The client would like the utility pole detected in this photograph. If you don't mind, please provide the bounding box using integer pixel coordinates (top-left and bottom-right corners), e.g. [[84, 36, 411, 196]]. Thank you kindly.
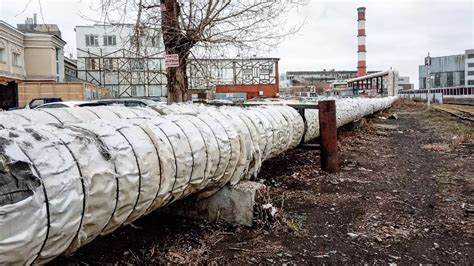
[[425, 52, 431, 107]]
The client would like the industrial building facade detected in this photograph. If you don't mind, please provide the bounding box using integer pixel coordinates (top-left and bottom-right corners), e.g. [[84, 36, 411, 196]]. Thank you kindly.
[[398, 76, 414, 91], [76, 24, 280, 99], [286, 70, 379, 85], [419, 49, 474, 89], [465, 49, 474, 86], [76, 24, 165, 98], [190, 58, 279, 99]]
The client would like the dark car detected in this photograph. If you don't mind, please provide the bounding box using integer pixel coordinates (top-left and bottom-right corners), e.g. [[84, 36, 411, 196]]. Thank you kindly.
[[137, 96, 168, 103], [26, 97, 63, 109]]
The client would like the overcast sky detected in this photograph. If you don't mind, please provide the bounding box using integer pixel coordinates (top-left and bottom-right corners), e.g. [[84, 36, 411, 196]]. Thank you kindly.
[[1, 0, 473, 88]]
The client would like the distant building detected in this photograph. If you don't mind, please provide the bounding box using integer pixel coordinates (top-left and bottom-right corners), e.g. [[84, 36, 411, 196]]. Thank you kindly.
[[206, 58, 280, 99], [76, 24, 280, 100], [0, 17, 110, 110], [347, 70, 399, 97], [64, 57, 79, 81], [465, 49, 474, 86], [419, 49, 474, 89], [283, 69, 379, 97], [398, 76, 414, 91], [17, 14, 62, 38], [286, 70, 379, 86], [0, 19, 66, 109], [75, 24, 165, 97]]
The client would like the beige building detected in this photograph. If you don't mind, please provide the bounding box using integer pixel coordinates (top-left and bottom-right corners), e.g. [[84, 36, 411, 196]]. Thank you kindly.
[[0, 21, 26, 82], [0, 19, 104, 109]]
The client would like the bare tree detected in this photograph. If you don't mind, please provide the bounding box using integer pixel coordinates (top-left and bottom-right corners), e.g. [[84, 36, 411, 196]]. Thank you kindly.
[[100, 0, 304, 103]]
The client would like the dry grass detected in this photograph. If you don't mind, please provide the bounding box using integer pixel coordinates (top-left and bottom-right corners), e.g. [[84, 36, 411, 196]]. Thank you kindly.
[[420, 109, 473, 142]]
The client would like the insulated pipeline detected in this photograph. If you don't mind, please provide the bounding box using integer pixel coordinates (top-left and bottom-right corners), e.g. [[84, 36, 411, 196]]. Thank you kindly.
[[0, 97, 396, 264]]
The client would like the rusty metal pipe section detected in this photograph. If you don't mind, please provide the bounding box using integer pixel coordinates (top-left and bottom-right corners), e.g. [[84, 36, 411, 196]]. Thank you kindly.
[[318, 100, 339, 173]]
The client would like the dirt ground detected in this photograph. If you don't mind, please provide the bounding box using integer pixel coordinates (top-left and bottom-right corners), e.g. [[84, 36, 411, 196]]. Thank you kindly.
[[52, 100, 473, 265]]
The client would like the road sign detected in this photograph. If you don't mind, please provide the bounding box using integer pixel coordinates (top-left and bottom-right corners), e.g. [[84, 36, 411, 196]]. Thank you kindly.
[[165, 54, 179, 68]]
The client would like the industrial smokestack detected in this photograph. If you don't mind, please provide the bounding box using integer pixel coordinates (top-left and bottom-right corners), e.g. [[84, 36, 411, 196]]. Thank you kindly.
[[357, 7, 367, 77]]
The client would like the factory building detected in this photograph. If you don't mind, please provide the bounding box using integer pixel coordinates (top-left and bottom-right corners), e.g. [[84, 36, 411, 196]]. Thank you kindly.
[[286, 70, 379, 87], [419, 49, 474, 89], [465, 49, 474, 86], [398, 76, 414, 91], [76, 24, 279, 100]]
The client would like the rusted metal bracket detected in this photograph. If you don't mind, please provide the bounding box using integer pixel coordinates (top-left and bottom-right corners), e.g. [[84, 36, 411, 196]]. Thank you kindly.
[[243, 101, 339, 172], [318, 100, 339, 173]]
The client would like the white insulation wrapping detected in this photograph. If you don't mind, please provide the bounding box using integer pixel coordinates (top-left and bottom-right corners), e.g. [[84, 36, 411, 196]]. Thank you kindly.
[[0, 97, 396, 264]]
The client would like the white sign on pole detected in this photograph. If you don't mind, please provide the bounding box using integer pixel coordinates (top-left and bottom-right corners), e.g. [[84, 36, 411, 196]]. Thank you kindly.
[[165, 54, 179, 68]]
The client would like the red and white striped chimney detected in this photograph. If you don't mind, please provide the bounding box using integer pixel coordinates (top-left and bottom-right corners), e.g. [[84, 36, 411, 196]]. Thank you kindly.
[[357, 7, 367, 77]]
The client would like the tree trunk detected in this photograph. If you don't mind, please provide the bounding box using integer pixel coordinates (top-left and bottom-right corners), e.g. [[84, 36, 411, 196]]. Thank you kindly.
[[166, 58, 188, 102], [161, 0, 189, 103]]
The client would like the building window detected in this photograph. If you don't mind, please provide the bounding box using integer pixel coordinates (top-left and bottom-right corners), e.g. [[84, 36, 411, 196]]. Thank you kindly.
[[469, 80, 474, 85], [468, 63, 474, 68], [12, 53, 20, 67], [420, 78, 426, 89], [460, 71, 465, 85], [434, 73, 440, 87], [104, 58, 114, 70], [0, 48, 4, 62], [86, 58, 97, 70], [132, 59, 144, 70], [85, 34, 99, 46], [468, 71, 474, 76], [103, 35, 117, 46], [447, 72, 453, 86], [468, 54, 474, 59], [56, 48, 61, 81], [65, 68, 76, 77], [131, 85, 137, 96]]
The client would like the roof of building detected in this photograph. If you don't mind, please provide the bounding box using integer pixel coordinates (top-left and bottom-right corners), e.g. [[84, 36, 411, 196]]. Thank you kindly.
[[64, 56, 77, 66], [0, 20, 66, 45], [0, 20, 25, 36], [287, 70, 378, 75]]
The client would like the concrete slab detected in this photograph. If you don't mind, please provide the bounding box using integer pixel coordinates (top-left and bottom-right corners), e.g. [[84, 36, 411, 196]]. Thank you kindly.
[[162, 181, 267, 226]]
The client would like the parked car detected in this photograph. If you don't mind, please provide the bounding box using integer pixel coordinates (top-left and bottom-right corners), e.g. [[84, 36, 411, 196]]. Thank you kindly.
[[35, 101, 106, 109], [206, 99, 234, 106], [137, 96, 168, 103], [96, 98, 160, 108], [246, 96, 280, 102], [25, 97, 63, 109]]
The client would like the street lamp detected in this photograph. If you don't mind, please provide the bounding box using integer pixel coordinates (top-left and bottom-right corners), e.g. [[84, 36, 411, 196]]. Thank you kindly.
[[425, 52, 431, 107]]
